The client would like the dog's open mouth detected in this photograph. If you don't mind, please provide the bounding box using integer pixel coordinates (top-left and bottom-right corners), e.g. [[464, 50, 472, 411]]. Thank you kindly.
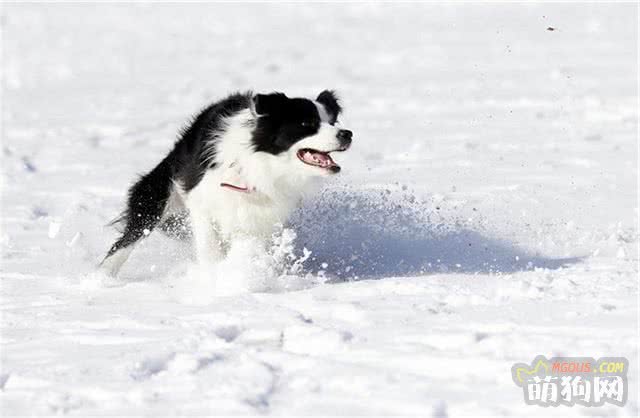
[[297, 149, 342, 173]]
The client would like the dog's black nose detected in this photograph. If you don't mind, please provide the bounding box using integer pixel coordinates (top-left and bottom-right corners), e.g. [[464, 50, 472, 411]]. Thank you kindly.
[[337, 129, 352, 149], [338, 129, 352, 140]]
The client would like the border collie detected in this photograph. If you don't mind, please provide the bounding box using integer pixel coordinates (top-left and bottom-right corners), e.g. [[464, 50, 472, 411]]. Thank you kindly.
[[100, 90, 352, 276]]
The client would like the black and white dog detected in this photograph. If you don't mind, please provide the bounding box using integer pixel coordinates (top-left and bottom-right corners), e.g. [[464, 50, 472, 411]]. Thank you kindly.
[[101, 91, 352, 276]]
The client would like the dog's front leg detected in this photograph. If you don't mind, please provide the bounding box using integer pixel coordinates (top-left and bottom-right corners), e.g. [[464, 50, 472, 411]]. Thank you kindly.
[[190, 212, 223, 265]]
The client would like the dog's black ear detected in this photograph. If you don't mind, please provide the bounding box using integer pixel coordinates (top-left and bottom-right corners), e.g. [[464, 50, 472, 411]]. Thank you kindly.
[[316, 90, 342, 123], [253, 92, 288, 116]]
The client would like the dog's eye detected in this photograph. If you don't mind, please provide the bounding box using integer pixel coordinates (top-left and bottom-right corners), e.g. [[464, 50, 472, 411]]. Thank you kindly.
[[300, 121, 314, 128]]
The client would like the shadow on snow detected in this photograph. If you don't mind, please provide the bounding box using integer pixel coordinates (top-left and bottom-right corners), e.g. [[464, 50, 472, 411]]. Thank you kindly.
[[289, 188, 582, 281]]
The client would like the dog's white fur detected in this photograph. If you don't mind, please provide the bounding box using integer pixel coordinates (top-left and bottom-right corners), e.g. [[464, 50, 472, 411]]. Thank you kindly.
[[187, 105, 341, 264]]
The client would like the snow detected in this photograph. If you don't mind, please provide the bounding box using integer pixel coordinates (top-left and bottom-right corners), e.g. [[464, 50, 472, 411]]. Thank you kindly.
[[1, 3, 638, 416]]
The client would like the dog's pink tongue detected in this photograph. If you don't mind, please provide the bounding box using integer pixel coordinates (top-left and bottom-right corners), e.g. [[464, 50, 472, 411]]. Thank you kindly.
[[303, 150, 333, 167]]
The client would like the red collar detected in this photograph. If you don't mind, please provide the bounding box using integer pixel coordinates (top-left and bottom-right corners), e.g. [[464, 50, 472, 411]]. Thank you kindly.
[[220, 182, 250, 193]]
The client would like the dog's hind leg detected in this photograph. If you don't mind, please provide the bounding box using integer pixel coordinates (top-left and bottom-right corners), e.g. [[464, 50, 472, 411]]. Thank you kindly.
[[100, 159, 174, 276], [100, 244, 135, 277]]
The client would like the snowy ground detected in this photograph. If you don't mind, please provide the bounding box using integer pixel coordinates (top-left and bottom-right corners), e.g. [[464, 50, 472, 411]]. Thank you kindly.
[[1, 3, 638, 416]]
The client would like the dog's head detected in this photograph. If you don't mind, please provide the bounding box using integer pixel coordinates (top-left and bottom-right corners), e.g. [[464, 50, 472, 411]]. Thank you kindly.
[[250, 90, 352, 176]]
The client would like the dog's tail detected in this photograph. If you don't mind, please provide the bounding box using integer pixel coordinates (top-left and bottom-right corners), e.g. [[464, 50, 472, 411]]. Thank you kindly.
[[106, 210, 127, 231], [100, 157, 175, 275]]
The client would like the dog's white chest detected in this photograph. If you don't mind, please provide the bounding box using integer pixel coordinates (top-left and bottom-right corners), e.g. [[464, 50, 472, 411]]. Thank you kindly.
[[186, 168, 291, 240]]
